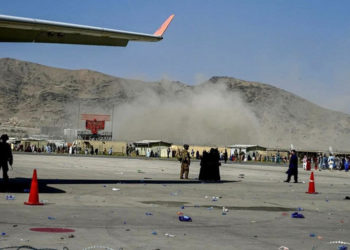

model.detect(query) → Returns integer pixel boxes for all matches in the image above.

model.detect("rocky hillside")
[0,58,349,151]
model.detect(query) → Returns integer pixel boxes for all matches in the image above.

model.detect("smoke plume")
[113,80,260,146]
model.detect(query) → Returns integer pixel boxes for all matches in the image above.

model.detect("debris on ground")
[5,195,15,200]
[212,196,220,202]
[330,241,350,245]
[83,246,115,250]
[291,212,304,218]
[164,233,176,237]
[179,215,192,222]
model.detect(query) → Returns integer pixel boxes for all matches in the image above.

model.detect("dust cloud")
[112,80,260,146]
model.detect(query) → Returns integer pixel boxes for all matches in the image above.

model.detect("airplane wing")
[0,14,174,47]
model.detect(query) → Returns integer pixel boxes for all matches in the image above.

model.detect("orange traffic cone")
[306,171,318,194]
[24,169,43,205]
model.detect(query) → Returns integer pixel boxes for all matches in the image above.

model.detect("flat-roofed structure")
[133,140,172,157]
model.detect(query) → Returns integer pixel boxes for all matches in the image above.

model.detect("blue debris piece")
[145,212,153,216]
[291,212,305,218]
[6,195,15,200]
[179,215,192,222]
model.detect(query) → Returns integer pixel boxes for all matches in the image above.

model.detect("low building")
[133,140,172,157]
[73,140,127,155]
[19,138,48,151]
[227,144,267,156]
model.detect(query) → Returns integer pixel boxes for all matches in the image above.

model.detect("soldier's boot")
[180,168,184,179]
[184,170,189,179]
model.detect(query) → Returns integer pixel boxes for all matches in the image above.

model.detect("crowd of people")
[301,154,349,171]
[7,140,350,173]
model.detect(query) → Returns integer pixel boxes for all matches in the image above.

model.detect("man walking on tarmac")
[0,134,13,183]
[179,144,191,179]
[285,149,298,183]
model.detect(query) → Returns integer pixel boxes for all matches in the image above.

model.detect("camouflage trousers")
[180,163,189,179]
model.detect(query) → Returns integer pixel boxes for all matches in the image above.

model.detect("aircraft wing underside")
[0,14,174,47]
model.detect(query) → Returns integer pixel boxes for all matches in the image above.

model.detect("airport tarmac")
[0,154,349,250]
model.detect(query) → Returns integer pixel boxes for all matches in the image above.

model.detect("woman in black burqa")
[199,148,221,181]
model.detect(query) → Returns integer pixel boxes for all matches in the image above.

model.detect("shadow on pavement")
[0,178,65,193]
[0,178,239,193]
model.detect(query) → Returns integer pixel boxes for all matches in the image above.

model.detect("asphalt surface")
[0,154,349,250]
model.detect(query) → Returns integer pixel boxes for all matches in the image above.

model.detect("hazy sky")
[1,0,350,114]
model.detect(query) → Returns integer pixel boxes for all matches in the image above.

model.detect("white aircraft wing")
[0,14,174,47]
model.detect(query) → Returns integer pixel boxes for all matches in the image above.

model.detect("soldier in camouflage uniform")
[179,144,191,179]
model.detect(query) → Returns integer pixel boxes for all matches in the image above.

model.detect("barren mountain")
[0,58,349,151]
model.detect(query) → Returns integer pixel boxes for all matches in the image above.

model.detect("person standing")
[313,155,318,170]
[0,134,13,183]
[285,150,298,183]
[306,156,311,171]
[179,144,191,179]
[345,157,349,172]
[223,149,228,164]
[302,155,307,170]
[167,147,171,158]
[328,154,335,170]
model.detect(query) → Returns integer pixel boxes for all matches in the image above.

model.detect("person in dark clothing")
[0,134,13,183]
[167,148,170,158]
[199,151,209,180]
[285,150,298,183]
[199,148,221,181]
[223,149,228,164]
